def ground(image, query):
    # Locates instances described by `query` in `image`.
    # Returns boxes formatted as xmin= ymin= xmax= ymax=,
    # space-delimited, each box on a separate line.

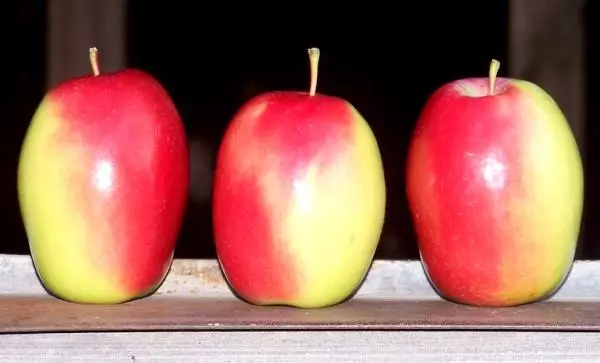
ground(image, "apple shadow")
xmin=28 ymin=254 xmax=60 ymax=300
xmin=27 ymin=252 xmax=176 ymax=306
xmin=539 ymin=256 xmax=576 ymax=301
xmin=214 ymin=253 xmax=379 ymax=310
xmin=418 ymin=252 xmax=578 ymax=308
xmin=335 ymin=257 xmax=377 ymax=306
xmin=212 ymin=256 xmax=249 ymax=305
xmin=214 ymin=215 xmax=413 ymax=309
xmin=208 ymin=255 xmax=345 ymax=310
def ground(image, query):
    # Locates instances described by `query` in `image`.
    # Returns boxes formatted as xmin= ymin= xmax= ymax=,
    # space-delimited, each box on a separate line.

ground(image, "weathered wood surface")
xmin=3 ymin=255 xmax=600 ymax=300
xmin=2 ymin=255 xmax=600 ymax=361
xmin=2 ymin=330 xmax=600 ymax=362
xmin=2 ymin=296 xmax=600 ymax=334
xmin=2 ymin=255 xmax=600 ymax=334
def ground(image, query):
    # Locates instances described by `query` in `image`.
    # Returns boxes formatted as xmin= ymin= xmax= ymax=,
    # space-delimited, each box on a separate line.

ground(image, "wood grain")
xmin=2 ymin=295 xmax=600 ymax=333
xmin=2 ymin=330 xmax=600 ymax=362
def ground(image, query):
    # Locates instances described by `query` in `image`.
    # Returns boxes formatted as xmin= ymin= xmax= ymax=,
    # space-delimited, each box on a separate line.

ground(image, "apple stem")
xmin=89 ymin=47 xmax=100 ymax=76
xmin=308 ymin=48 xmax=320 ymax=96
xmin=488 ymin=59 xmax=500 ymax=96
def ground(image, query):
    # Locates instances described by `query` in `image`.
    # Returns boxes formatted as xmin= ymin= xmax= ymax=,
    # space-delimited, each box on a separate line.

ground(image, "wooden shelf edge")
xmin=2 ymin=254 xmax=600 ymax=301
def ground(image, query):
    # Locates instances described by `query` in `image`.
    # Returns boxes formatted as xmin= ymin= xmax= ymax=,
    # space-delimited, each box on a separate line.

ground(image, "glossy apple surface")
xmin=213 ymin=48 xmax=386 ymax=308
xmin=18 ymin=48 xmax=189 ymax=304
xmin=406 ymin=60 xmax=583 ymax=307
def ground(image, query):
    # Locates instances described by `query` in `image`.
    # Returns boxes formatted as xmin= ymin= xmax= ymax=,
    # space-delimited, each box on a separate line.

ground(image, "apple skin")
xmin=18 ymin=68 xmax=189 ymax=304
xmin=213 ymin=91 xmax=386 ymax=308
xmin=406 ymin=75 xmax=584 ymax=307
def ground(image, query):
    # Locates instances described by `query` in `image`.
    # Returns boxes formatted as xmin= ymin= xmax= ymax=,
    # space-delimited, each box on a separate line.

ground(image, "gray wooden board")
xmin=1 ymin=331 xmax=600 ymax=362
xmin=2 ymin=254 xmax=600 ymax=361
xmin=3 ymin=254 xmax=600 ymax=300
xmin=4 ymin=295 xmax=600 ymax=332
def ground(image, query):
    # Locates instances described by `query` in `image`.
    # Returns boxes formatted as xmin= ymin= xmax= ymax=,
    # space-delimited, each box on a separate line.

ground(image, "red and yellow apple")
xmin=18 ymin=48 xmax=189 ymax=304
xmin=406 ymin=59 xmax=584 ymax=307
xmin=213 ymin=48 xmax=386 ymax=308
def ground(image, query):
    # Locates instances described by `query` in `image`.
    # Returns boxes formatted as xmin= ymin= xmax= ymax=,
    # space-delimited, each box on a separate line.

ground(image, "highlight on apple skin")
xmin=212 ymin=48 xmax=386 ymax=309
xmin=17 ymin=48 xmax=190 ymax=304
xmin=406 ymin=59 xmax=584 ymax=307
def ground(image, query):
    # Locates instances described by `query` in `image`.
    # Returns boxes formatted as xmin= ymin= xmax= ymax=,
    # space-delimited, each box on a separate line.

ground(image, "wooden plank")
xmin=2 ymin=254 xmax=600 ymax=333
xmin=1 ymin=330 xmax=600 ymax=362
xmin=2 ymin=295 xmax=600 ymax=334
xmin=3 ymin=255 xmax=600 ymax=300
xmin=2 ymin=255 xmax=600 ymax=360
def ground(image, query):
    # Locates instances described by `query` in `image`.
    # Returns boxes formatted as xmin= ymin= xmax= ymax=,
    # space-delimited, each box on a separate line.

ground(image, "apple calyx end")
xmin=308 ymin=47 xmax=321 ymax=96
xmin=488 ymin=59 xmax=501 ymax=96
xmin=89 ymin=47 xmax=100 ymax=76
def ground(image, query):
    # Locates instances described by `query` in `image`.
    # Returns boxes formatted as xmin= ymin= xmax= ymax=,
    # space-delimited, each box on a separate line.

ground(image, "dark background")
xmin=2 ymin=2 xmax=597 ymax=259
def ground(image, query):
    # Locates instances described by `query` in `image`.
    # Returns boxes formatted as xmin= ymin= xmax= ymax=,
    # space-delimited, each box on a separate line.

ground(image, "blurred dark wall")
xmin=1 ymin=1 xmax=46 ymax=255
xmin=585 ymin=0 xmax=598 ymax=257
xmin=126 ymin=3 xmax=509 ymax=259
xmin=2 ymin=1 xmax=597 ymax=260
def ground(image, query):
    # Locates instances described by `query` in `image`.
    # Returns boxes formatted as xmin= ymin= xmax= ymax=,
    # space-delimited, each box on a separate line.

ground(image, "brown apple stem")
xmin=89 ymin=47 xmax=100 ymax=76
xmin=308 ymin=48 xmax=320 ymax=96
xmin=488 ymin=59 xmax=500 ymax=96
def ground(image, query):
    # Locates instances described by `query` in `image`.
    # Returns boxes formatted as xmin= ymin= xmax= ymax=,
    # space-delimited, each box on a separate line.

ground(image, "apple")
xmin=17 ymin=47 xmax=189 ymax=304
xmin=406 ymin=59 xmax=584 ymax=307
xmin=213 ymin=48 xmax=386 ymax=308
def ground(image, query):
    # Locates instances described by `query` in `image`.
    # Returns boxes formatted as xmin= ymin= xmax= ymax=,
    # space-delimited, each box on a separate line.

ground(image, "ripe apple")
xmin=406 ymin=59 xmax=584 ymax=307
xmin=213 ymin=48 xmax=386 ymax=308
xmin=18 ymin=48 xmax=189 ymax=304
